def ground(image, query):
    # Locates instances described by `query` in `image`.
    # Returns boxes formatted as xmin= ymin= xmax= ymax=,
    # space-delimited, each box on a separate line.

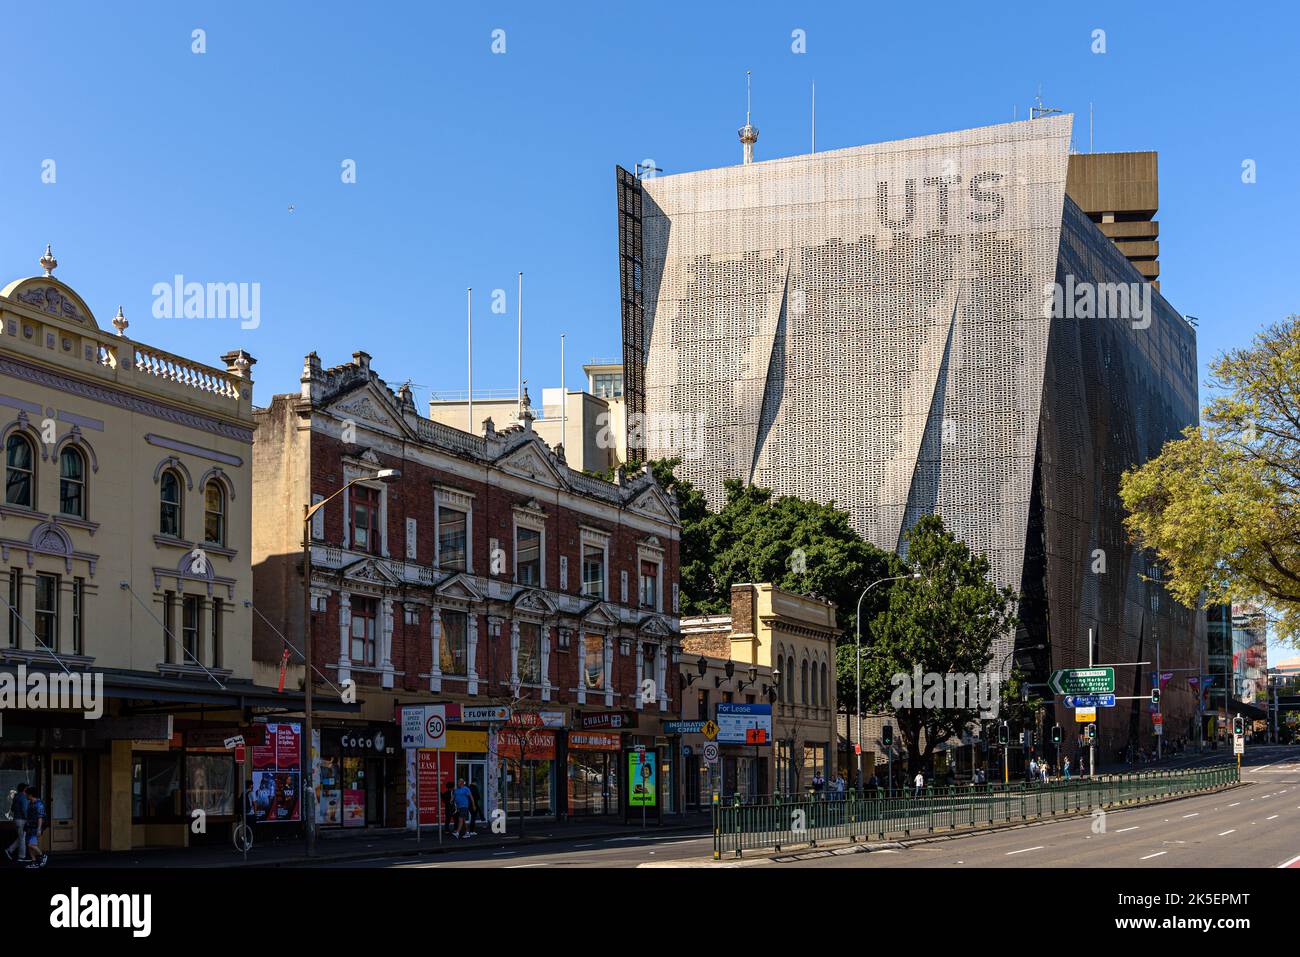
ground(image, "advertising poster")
xmin=629 ymin=750 xmax=656 ymax=807
xmin=252 ymin=721 xmax=302 ymax=822
xmin=715 ymin=703 xmax=773 ymax=745
xmin=342 ymin=789 xmax=366 ymax=828
xmin=416 ymin=749 xmax=454 ymax=825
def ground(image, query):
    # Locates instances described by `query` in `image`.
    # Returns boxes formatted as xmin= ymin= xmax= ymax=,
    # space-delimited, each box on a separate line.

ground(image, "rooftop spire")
xmin=738 ymin=70 xmax=759 ymax=164
xmin=39 ymin=244 xmax=57 ymax=277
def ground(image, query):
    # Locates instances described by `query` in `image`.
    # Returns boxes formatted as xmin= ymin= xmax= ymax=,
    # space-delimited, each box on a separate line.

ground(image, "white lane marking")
xmin=1115 ymin=826 xmax=1140 ymax=833
xmin=493 ymin=851 xmax=517 ymax=856
xmin=1218 ymin=830 xmax=1236 ymax=836
xmin=1228 ymin=802 xmax=1241 ymax=807
xmin=1140 ymin=851 xmax=1167 ymax=860
xmin=504 ymin=863 xmax=549 ymax=868
xmin=1006 ymin=846 xmax=1044 ymax=856
xmin=1182 ymin=813 xmax=1199 ymax=818
xmin=1277 ymin=854 xmax=1300 ymax=868
xmin=573 ymin=843 xmax=594 ymax=848
xmin=1268 ymin=815 xmax=1280 ymax=820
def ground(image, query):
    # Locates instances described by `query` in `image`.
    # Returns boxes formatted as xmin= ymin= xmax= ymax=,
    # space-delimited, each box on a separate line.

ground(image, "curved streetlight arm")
xmin=852 ymin=571 xmax=920 ymax=793
xmin=305 ymin=469 xmax=401 ymax=524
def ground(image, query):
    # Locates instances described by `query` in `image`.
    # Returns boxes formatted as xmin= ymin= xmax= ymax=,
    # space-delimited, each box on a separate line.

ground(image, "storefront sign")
xmin=579 ymin=710 xmax=636 ymax=731
xmin=715 ymin=703 xmax=773 ymax=745
xmin=569 ymin=731 xmax=621 ymax=751
xmin=444 ymin=729 xmax=489 ymax=752
xmin=497 ymin=728 xmax=557 ymax=759
xmin=338 ymin=725 xmax=393 ymax=753
xmin=507 ymin=710 xmax=566 ymax=729
xmin=628 ymin=749 xmax=657 ymax=807
xmin=664 ymin=720 xmax=706 ymax=735
xmin=92 ymin=715 xmax=174 ymax=741
xmin=461 ymin=705 xmax=510 ymax=723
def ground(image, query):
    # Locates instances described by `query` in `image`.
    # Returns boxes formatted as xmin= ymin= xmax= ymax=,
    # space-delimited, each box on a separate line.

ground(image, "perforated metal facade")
xmin=625 ymin=117 xmax=1202 ymax=749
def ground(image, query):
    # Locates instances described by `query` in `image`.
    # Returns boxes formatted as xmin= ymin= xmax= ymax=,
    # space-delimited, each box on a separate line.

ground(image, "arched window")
xmin=160 ymin=469 xmax=183 ymax=538
xmin=785 ymin=656 xmax=795 ymax=704
xmin=203 ymin=480 xmax=226 ymax=546
xmin=801 ymin=659 xmax=809 ymax=704
xmin=820 ymin=661 xmax=828 ymax=708
xmin=59 ymin=447 xmax=86 ymax=517
xmin=5 ymin=434 xmax=34 ymax=507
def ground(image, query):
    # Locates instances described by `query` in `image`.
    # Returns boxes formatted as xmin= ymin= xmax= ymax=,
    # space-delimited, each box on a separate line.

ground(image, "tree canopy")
xmin=1120 ymin=315 xmax=1300 ymax=645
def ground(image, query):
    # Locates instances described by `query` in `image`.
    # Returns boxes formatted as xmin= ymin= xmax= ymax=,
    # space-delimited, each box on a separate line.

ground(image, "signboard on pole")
xmin=1064 ymin=694 xmax=1116 ymax=708
xmin=703 ymin=742 xmax=719 ymax=765
xmin=1233 ymin=735 xmax=1245 ymax=755
xmin=1075 ymin=706 xmax=1097 ymax=723
xmin=1153 ymin=713 xmax=1164 ymax=735
xmin=400 ymin=705 xmax=446 ymax=749
xmin=715 ymin=703 xmax=773 ymax=745
xmin=1049 ymin=668 xmax=1115 ymax=696
xmin=629 ymin=749 xmax=657 ymax=806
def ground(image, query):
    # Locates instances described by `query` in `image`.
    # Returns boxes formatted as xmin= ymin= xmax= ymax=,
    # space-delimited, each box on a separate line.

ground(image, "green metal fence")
xmin=711 ymin=765 xmax=1240 ymax=859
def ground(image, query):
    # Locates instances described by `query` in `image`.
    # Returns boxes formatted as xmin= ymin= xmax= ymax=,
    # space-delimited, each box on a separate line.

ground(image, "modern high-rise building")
xmin=616 ymin=115 xmax=1202 ymax=757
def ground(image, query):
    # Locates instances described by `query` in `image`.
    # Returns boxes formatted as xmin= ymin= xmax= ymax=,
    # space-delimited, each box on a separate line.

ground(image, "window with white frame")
xmin=639 ymin=559 xmax=659 ymax=611
xmin=517 ymin=621 xmax=542 ymax=683
xmin=583 ymin=635 xmax=605 ymax=689
xmin=515 ymin=527 xmax=541 ymax=587
xmin=351 ymin=596 xmax=378 ymax=666
xmin=582 ymin=544 xmax=605 ymax=599
xmin=440 ymin=609 xmax=468 ymax=675
xmin=34 ymin=573 xmax=58 ymax=651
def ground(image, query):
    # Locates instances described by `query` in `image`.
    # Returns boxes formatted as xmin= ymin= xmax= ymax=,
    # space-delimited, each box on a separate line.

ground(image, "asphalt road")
xmin=311 ymin=746 xmax=1300 ymax=869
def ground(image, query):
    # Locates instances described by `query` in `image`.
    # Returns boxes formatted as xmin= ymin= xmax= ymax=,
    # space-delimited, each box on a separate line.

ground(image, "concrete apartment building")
xmin=1 ymin=247 xmax=276 ymax=853
xmin=1065 ymin=151 xmax=1161 ymax=288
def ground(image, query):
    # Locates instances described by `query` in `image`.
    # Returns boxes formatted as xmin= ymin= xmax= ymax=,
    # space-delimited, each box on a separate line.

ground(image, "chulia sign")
xmin=1048 ymin=668 xmax=1115 ymax=696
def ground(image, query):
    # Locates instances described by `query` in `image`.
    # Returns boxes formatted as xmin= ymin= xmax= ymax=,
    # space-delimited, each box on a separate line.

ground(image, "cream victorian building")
xmin=1 ymin=247 xmax=278 ymax=853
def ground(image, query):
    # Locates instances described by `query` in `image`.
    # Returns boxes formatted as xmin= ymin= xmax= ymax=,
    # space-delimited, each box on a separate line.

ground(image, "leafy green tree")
xmin=851 ymin=515 xmax=1018 ymax=775
xmin=1120 ymin=315 xmax=1300 ymax=645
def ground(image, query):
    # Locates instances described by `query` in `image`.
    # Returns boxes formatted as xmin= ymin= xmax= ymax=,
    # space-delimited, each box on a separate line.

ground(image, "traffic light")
xmin=997 ymin=722 xmax=1009 ymax=745
xmin=882 ymin=725 xmax=893 ymax=748
xmin=1150 ymin=688 xmax=1161 ymax=707
xmin=1051 ymin=724 xmax=1062 ymax=744
xmin=1032 ymin=730 xmax=1040 ymax=747
xmin=1086 ymin=723 xmax=1097 ymax=741
xmin=1232 ymin=715 xmax=1245 ymax=737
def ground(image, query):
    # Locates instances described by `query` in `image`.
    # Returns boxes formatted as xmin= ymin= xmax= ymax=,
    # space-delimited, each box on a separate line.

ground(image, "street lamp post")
xmin=301 ymin=467 xmax=399 ymax=857
xmin=853 ymin=572 xmax=920 ymax=795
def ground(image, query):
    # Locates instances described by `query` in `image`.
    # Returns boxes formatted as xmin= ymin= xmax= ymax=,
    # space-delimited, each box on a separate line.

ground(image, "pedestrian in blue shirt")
xmin=453 ymin=778 xmax=475 ymax=839
xmin=5 ymin=784 xmax=28 ymax=863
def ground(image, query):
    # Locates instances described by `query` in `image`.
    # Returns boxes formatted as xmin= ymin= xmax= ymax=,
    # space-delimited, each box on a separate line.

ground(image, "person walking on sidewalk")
xmin=453 ymin=778 xmax=474 ymax=838
xmin=913 ymin=770 xmax=925 ymax=798
xmin=467 ymin=780 xmax=483 ymax=832
xmin=442 ymin=782 xmax=457 ymax=836
xmin=23 ymin=786 xmax=46 ymax=869
xmin=6 ymin=783 xmax=28 ymax=863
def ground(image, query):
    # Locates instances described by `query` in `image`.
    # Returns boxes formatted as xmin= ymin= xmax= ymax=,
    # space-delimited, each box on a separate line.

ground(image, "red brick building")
xmin=251 ymin=351 xmax=683 ymax=827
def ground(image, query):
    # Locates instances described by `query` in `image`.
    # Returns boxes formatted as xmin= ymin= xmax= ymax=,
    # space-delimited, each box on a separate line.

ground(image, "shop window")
xmin=163 ymin=591 xmax=175 ymax=663
xmin=185 ymin=754 xmax=236 ymax=817
xmin=351 ymin=597 xmax=377 ymax=665
xmin=133 ymin=753 xmax=183 ymax=820
xmin=440 ymin=609 xmax=467 ymax=675
xmin=438 ymin=507 xmax=467 ymax=570
xmin=159 ymin=469 xmax=183 ymax=538
xmin=517 ymin=621 xmax=541 ymax=684
xmin=505 ymin=760 xmax=554 ymax=817
xmin=516 ymin=527 xmax=541 ymax=586
xmin=59 ymin=447 xmax=85 ymax=518
xmin=34 ymin=573 xmax=58 ymax=652
xmin=4 ymin=434 xmax=34 ymax=508
xmin=203 ymin=480 xmax=226 ymax=546
xmin=583 ymin=634 xmax=604 ymax=689
xmin=351 ymin=485 xmax=382 ymax=554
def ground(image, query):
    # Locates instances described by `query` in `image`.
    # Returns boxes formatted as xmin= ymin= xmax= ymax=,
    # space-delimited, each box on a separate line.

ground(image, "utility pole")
xmin=1088 ymin=628 xmax=1096 ymax=779
xmin=1155 ymin=633 xmax=1162 ymax=761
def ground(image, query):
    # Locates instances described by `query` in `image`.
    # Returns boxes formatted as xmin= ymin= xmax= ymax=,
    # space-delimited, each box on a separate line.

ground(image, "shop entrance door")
xmin=50 ymin=754 xmax=79 ymax=851
xmin=364 ymin=757 xmax=384 ymax=826
xmin=455 ymin=760 xmax=486 ymax=822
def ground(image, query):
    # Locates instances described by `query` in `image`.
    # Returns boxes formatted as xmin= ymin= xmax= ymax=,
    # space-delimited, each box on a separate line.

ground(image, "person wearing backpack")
xmin=23 ymin=786 xmax=47 ymax=869
xmin=5 ymin=784 xmax=28 ymax=863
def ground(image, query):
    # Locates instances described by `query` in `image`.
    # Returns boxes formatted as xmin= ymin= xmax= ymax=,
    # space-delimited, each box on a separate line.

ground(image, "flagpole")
xmin=517 ymin=272 xmax=523 ymax=422
xmin=467 ymin=287 xmax=473 ymax=433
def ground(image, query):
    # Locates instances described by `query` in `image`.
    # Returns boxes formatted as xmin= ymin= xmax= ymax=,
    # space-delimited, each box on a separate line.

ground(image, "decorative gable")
xmin=340 ymin=556 xmax=401 ymax=586
xmin=512 ymin=587 xmax=559 ymax=616
xmin=628 ymin=486 xmax=675 ymax=522
xmin=434 ymin=572 xmax=485 ymax=602
xmin=497 ymin=441 xmax=566 ymax=489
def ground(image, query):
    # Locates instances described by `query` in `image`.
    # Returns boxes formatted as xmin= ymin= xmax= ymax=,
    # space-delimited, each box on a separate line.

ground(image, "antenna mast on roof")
xmin=739 ymin=70 xmax=759 ymax=164
xmin=1030 ymin=84 xmax=1062 ymax=120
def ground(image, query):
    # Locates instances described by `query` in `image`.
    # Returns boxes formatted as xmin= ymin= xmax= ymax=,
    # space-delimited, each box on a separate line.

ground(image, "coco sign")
xmin=339 ymin=727 xmax=388 ymax=753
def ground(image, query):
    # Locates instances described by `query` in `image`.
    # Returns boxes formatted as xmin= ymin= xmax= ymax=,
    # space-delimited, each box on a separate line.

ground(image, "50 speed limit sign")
xmin=703 ymin=742 xmax=720 ymax=765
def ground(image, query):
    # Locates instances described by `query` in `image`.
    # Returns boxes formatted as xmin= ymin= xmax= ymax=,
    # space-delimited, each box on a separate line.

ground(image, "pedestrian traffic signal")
xmin=1051 ymin=724 xmax=1062 ymax=744
xmin=882 ymin=725 xmax=893 ymax=748
xmin=1086 ymin=723 xmax=1097 ymax=741
xmin=1232 ymin=715 xmax=1244 ymax=737
xmin=997 ymin=722 xmax=1009 ymax=745
xmin=1150 ymin=688 xmax=1161 ymax=707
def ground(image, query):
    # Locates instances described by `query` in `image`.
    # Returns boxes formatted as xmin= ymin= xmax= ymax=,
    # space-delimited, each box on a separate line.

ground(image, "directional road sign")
xmin=1063 ymin=694 xmax=1116 ymax=708
xmin=1049 ymin=668 xmax=1115 ymax=696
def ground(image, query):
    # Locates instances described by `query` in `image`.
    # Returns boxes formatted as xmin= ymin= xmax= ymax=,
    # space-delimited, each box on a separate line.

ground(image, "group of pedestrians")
xmin=5 ymin=784 xmax=48 ymax=869
xmin=810 ymin=772 xmax=848 ymax=798
xmin=441 ymin=777 xmax=482 ymax=839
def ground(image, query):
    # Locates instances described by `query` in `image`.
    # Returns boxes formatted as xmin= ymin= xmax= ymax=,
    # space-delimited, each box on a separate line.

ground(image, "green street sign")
xmin=1048 ymin=667 xmax=1115 ymax=696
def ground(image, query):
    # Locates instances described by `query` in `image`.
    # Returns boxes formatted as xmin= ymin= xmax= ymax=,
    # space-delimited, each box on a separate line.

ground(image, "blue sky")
xmin=3 ymin=3 xmax=1295 ymax=649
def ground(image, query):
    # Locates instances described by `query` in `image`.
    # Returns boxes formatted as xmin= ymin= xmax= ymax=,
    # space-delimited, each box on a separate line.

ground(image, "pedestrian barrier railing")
xmin=711 ymin=765 xmax=1240 ymax=859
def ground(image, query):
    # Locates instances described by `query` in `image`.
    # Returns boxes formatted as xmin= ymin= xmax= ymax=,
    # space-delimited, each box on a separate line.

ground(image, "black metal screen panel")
xmin=615 ymin=165 xmax=645 ymax=465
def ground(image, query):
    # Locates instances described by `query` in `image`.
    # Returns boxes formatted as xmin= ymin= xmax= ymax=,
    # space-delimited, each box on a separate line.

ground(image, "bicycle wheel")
xmin=233 ymin=823 xmax=254 ymax=853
